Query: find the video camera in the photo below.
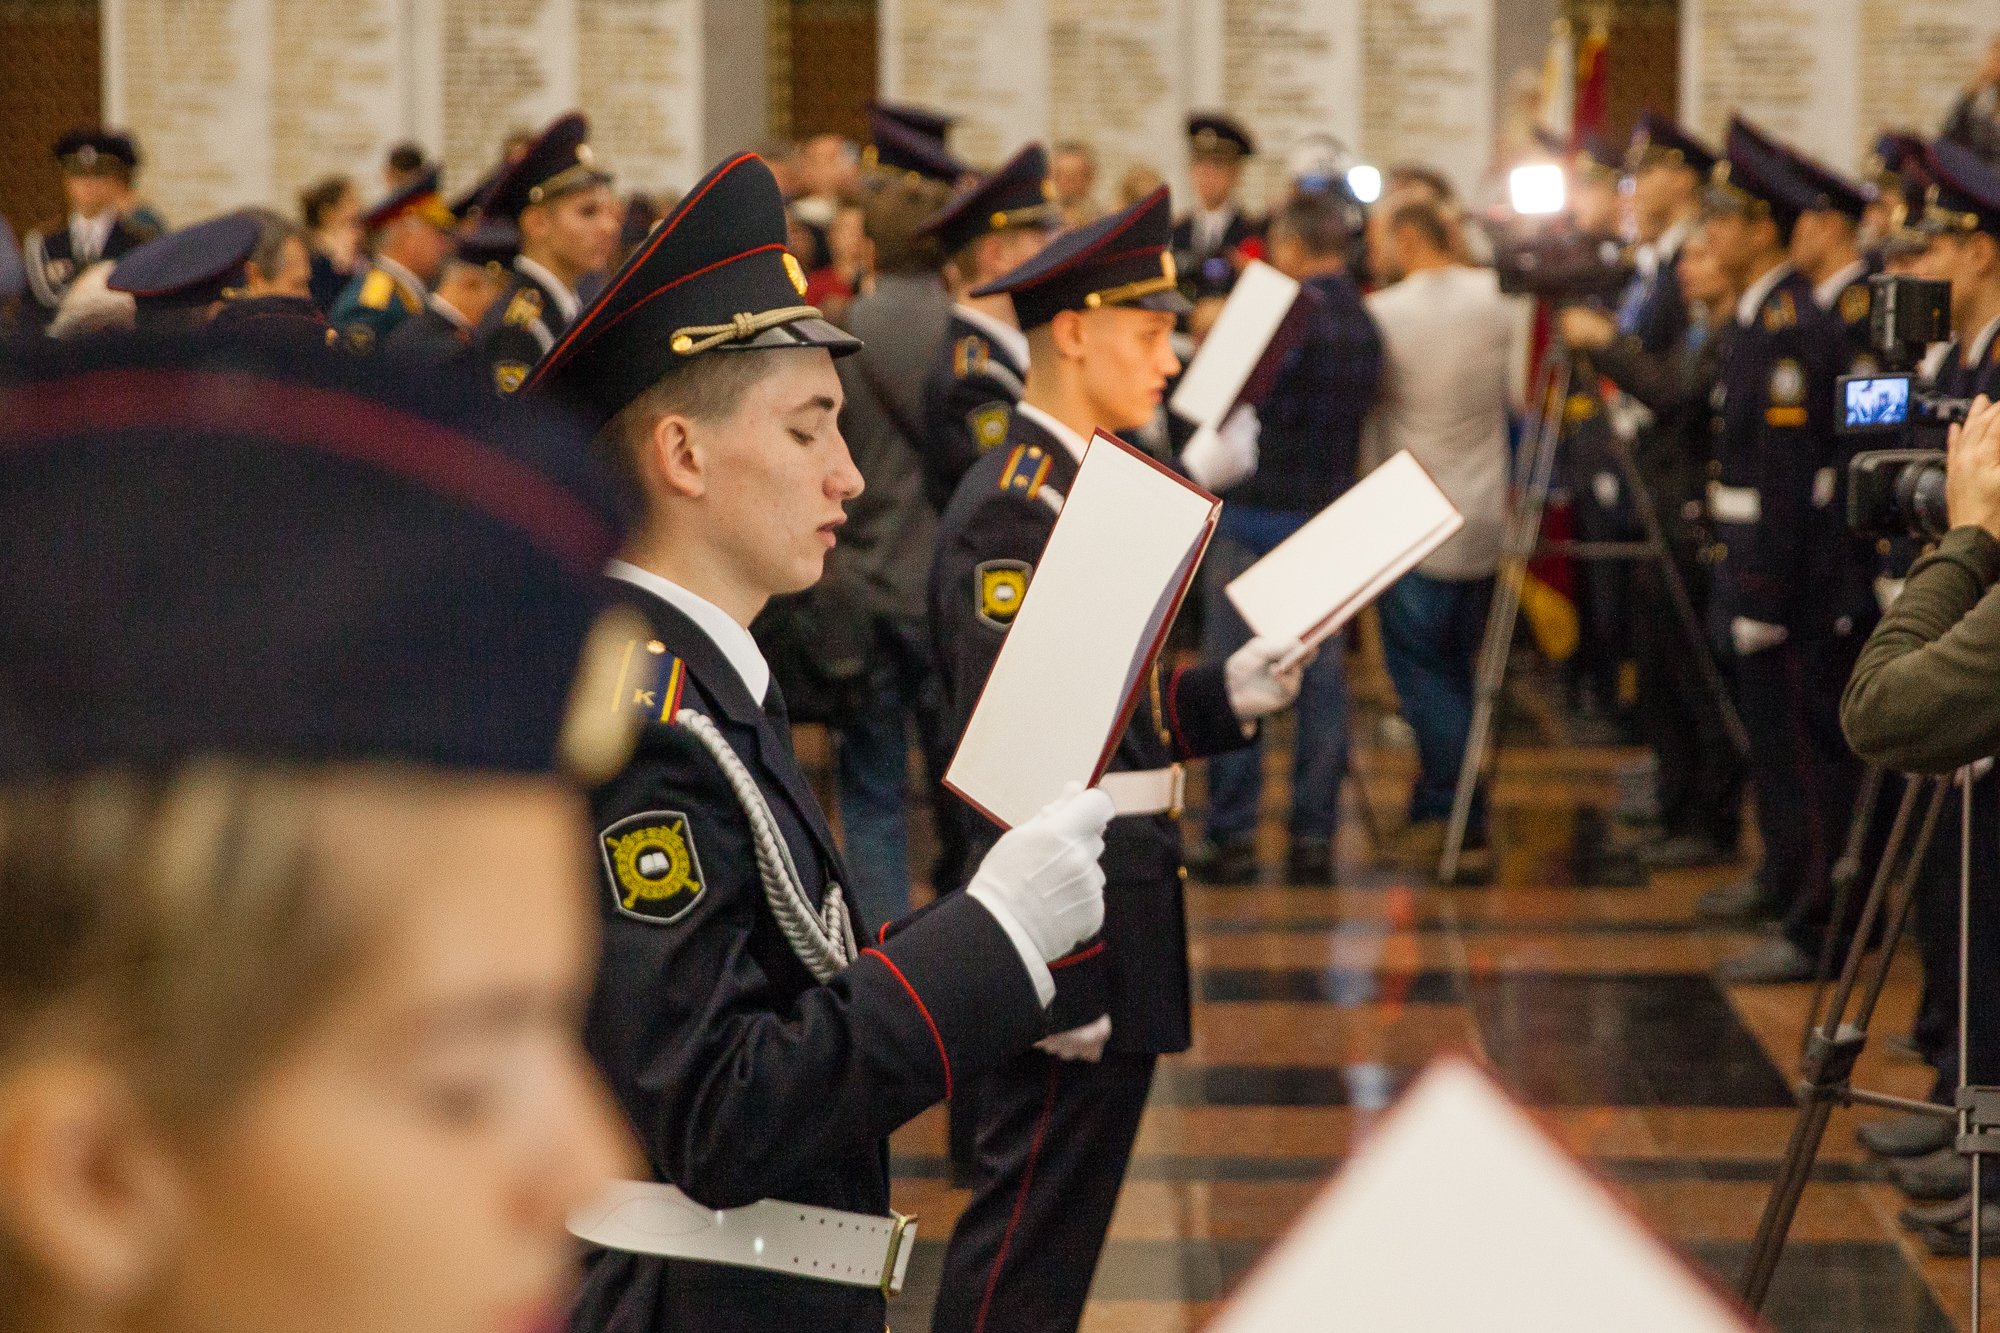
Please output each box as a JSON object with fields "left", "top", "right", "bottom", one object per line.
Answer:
{"left": 1487, "top": 220, "right": 1632, "bottom": 302}
{"left": 1841, "top": 276, "right": 1965, "bottom": 540}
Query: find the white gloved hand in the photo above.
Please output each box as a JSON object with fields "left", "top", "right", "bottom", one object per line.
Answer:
{"left": 1035, "top": 1014, "right": 1112, "bottom": 1062}
{"left": 965, "top": 782, "right": 1113, "bottom": 964}
{"left": 1179, "top": 403, "right": 1261, "bottom": 492}
{"left": 1226, "top": 635, "right": 1311, "bottom": 723}
{"left": 1730, "top": 616, "right": 1789, "bottom": 657}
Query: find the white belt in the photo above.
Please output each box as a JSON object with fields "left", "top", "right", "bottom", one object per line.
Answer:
{"left": 1707, "top": 482, "right": 1761, "bottom": 524}
{"left": 568, "top": 1180, "right": 917, "bottom": 1294}
{"left": 1098, "top": 764, "right": 1185, "bottom": 817}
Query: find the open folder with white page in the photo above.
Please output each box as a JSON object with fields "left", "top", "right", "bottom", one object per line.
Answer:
{"left": 943, "top": 430, "right": 1219, "bottom": 830}
{"left": 1225, "top": 449, "right": 1463, "bottom": 671}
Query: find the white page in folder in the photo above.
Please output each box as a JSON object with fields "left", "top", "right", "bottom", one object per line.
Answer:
{"left": 944, "top": 432, "right": 1219, "bottom": 830}
{"left": 1225, "top": 450, "right": 1462, "bottom": 667}
{"left": 1207, "top": 1058, "right": 1751, "bottom": 1333}
{"left": 1168, "top": 259, "right": 1301, "bottom": 427}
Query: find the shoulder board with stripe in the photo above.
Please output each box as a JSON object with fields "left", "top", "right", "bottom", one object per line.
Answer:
{"left": 996, "top": 442, "right": 1056, "bottom": 502}
{"left": 611, "top": 639, "right": 696, "bottom": 727}
{"left": 953, "top": 334, "right": 991, "bottom": 379}
{"left": 504, "top": 285, "right": 545, "bottom": 329}
{"left": 358, "top": 268, "right": 397, "bottom": 310}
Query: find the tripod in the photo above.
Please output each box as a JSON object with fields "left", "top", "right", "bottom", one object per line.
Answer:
{"left": 1737, "top": 770, "right": 1998, "bottom": 1331}
{"left": 1438, "top": 343, "right": 1751, "bottom": 882}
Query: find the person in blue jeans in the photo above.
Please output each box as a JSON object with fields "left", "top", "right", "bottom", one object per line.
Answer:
{"left": 1375, "top": 569, "right": 1493, "bottom": 857}
{"left": 1189, "top": 190, "right": 1382, "bottom": 886}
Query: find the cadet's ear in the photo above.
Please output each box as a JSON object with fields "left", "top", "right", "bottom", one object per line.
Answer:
{"left": 0, "top": 1059, "right": 187, "bottom": 1316}
{"left": 1973, "top": 232, "right": 2000, "bottom": 280}
{"left": 642, "top": 409, "right": 706, "bottom": 501}
{"left": 1047, "top": 308, "right": 1088, "bottom": 361}
{"left": 518, "top": 201, "right": 551, "bottom": 249}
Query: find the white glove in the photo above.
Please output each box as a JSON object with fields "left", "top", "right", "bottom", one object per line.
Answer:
{"left": 1179, "top": 403, "right": 1260, "bottom": 492}
{"left": 1730, "top": 616, "right": 1789, "bottom": 657}
{"left": 965, "top": 783, "right": 1113, "bottom": 968}
{"left": 1226, "top": 635, "right": 1310, "bottom": 723}
{"left": 1036, "top": 1014, "right": 1112, "bottom": 1062}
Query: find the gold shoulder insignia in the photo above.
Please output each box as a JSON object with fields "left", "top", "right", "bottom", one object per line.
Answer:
{"left": 1841, "top": 284, "right": 1871, "bottom": 326}
{"left": 974, "top": 558, "right": 1032, "bottom": 629}
{"left": 997, "top": 443, "right": 1053, "bottom": 498}
{"left": 503, "top": 286, "right": 544, "bottom": 329}
{"left": 600, "top": 810, "right": 707, "bottom": 924}
{"left": 1763, "top": 291, "right": 1797, "bottom": 332}
{"left": 493, "top": 360, "right": 530, "bottom": 394}
{"left": 358, "top": 268, "right": 396, "bottom": 311}
{"left": 953, "top": 335, "right": 990, "bottom": 378}
{"left": 968, "top": 402, "right": 1012, "bottom": 451}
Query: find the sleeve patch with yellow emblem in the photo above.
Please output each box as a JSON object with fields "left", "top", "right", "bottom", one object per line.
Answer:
{"left": 503, "top": 286, "right": 544, "bottom": 329}
{"left": 601, "top": 810, "right": 707, "bottom": 924}
{"left": 1762, "top": 291, "right": 1797, "bottom": 332}
{"left": 968, "top": 402, "right": 1012, "bottom": 451}
{"left": 1766, "top": 357, "right": 1807, "bottom": 426}
{"left": 975, "top": 558, "right": 1032, "bottom": 629}
{"left": 493, "top": 361, "right": 531, "bottom": 394}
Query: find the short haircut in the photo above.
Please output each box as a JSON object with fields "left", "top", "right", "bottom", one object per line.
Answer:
{"left": 1387, "top": 197, "right": 1453, "bottom": 256}
{"left": 242, "top": 207, "right": 306, "bottom": 282}
{"left": 386, "top": 142, "right": 426, "bottom": 174}
{"left": 865, "top": 174, "right": 952, "bottom": 276}
{"left": 1269, "top": 193, "right": 1351, "bottom": 257}
{"left": 299, "top": 175, "right": 352, "bottom": 231}
{"left": 1053, "top": 141, "right": 1096, "bottom": 165}
{"left": 592, "top": 353, "right": 782, "bottom": 507}
{"left": 1386, "top": 163, "right": 1455, "bottom": 203}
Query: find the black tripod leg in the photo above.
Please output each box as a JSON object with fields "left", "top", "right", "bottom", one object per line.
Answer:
{"left": 1739, "top": 775, "right": 1949, "bottom": 1311}
{"left": 1804, "top": 767, "right": 1888, "bottom": 1061}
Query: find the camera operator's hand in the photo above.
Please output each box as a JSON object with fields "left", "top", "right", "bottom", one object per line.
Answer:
{"left": 1946, "top": 395, "right": 2000, "bottom": 541}
{"left": 1557, "top": 306, "right": 1617, "bottom": 352}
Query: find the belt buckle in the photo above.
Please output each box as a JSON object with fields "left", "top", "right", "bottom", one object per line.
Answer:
{"left": 1167, "top": 763, "right": 1186, "bottom": 819}
{"left": 880, "top": 1210, "right": 915, "bottom": 1295}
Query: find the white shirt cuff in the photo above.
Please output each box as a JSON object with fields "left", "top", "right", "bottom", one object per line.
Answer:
{"left": 965, "top": 886, "right": 1056, "bottom": 1007}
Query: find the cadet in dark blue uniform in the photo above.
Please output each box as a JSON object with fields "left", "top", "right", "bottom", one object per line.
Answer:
{"left": 917, "top": 143, "right": 1062, "bottom": 510}
{"left": 1172, "top": 114, "right": 1261, "bottom": 302}
{"left": 327, "top": 168, "right": 459, "bottom": 353}
{"left": 927, "top": 187, "right": 1306, "bottom": 1333}
{"left": 381, "top": 219, "right": 517, "bottom": 368}
{"left": 528, "top": 152, "right": 1119, "bottom": 1333}
{"left": 21, "top": 129, "right": 157, "bottom": 326}
{"left": 1704, "top": 120, "right": 1881, "bottom": 985}
{"left": 476, "top": 113, "right": 621, "bottom": 396}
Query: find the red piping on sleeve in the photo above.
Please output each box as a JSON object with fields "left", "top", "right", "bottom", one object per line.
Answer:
{"left": 862, "top": 948, "right": 952, "bottom": 1100}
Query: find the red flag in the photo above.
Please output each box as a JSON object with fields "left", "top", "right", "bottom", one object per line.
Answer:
{"left": 1571, "top": 17, "right": 1609, "bottom": 150}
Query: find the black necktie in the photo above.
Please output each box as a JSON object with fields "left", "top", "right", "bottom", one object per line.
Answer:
{"left": 763, "top": 679, "right": 795, "bottom": 761}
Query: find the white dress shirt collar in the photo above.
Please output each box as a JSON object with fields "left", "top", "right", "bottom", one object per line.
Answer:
{"left": 373, "top": 253, "right": 427, "bottom": 305}
{"left": 1012, "top": 401, "right": 1091, "bottom": 465}
{"left": 607, "top": 560, "right": 772, "bottom": 704}
{"left": 953, "top": 302, "right": 1031, "bottom": 373}
{"left": 515, "top": 254, "right": 581, "bottom": 325}
{"left": 1736, "top": 261, "right": 1795, "bottom": 328}
{"left": 426, "top": 291, "right": 472, "bottom": 332}
{"left": 1814, "top": 258, "right": 1869, "bottom": 312}
{"left": 1968, "top": 315, "right": 2000, "bottom": 372}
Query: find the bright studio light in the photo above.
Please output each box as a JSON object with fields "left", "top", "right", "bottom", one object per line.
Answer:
{"left": 1346, "top": 163, "right": 1382, "bottom": 205}
{"left": 1509, "top": 163, "right": 1567, "bottom": 216}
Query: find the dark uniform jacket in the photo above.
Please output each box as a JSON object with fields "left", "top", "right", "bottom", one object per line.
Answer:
{"left": 1707, "top": 265, "right": 1874, "bottom": 639}
{"left": 918, "top": 308, "right": 1028, "bottom": 511}
{"left": 928, "top": 410, "right": 1256, "bottom": 1055}
{"left": 474, "top": 256, "right": 575, "bottom": 395}
{"left": 21, "top": 214, "right": 155, "bottom": 322}
{"left": 574, "top": 577, "right": 1049, "bottom": 1333}
{"left": 1822, "top": 259, "right": 1881, "bottom": 376}
{"left": 1615, "top": 227, "right": 1691, "bottom": 359}
{"left": 1171, "top": 206, "right": 1259, "bottom": 302}
{"left": 1591, "top": 317, "right": 1732, "bottom": 552}
{"left": 327, "top": 257, "right": 426, "bottom": 353}
{"left": 381, "top": 296, "right": 475, "bottom": 368}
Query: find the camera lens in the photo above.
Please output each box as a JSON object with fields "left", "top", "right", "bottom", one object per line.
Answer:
{"left": 1900, "top": 459, "right": 1952, "bottom": 540}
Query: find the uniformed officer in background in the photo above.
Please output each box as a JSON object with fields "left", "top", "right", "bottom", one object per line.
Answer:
{"left": 927, "top": 186, "right": 1305, "bottom": 1333}
{"left": 476, "top": 112, "right": 620, "bottom": 395}
{"left": 106, "top": 209, "right": 325, "bottom": 343}
{"left": 527, "top": 151, "right": 1118, "bottom": 1333}
{"left": 381, "top": 219, "right": 518, "bottom": 367}
{"left": 1173, "top": 113, "right": 1260, "bottom": 302}
{"left": 21, "top": 128, "right": 158, "bottom": 325}
{"left": 917, "top": 143, "right": 1062, "bottom": 509}
{"left": 1747, "top": 126, "right": 1880, "bottom": 371}
{"left": 326, "top": 167, "right": 460, "bottom": 352}
{"left": 1703, "top": 119, "right": 1880, "bottom": 985}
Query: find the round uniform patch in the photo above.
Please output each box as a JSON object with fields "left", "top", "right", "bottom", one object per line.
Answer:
{"left": 975, "top": 558, "right": 1031, "bottom": 629}
{"left": 1769, "top": 358, "right": 1805, "bottom": 407}
{"left": 493, "top": 361, "right": 531, "bottom": 394}
{"left": 1841, "top": 284, "right": 1871, "bottom": 326}
{"left": 969, "top": 402, "right": 1011, "bottom": 450}
{"left": 601, "top": 811, "right": 707, "bottom": 924}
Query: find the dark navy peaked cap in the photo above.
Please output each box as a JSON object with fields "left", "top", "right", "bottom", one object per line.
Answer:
{"left": 868, "top": 101, "right": 956, "bottom": 148}
{"left": 54, "top": 127, "right": 139, "bottom": 174}
{"left": 1764, "top": 136, "right": 1873, "bottom": 223}
{"left": 867, "top": 111, "right": 967, "bottom": 184}
{"left": 107, "top": 212, "right": 261, "bottom": 310}
{"left": 527, "top": 153, "right": 861, "bottom": 435}
{"left": 485, "top": 113, "right": 611, "bottom": 221}
{"left": 1627, "top": 113, "right": 1718, "bottom": 179}
{"left": 0, "top": 335, "right": 623, "bottom": 780}
{"left": 922, "top": 143, "right": 1058, "bottom": 255}
{"left": 1708, "top": 118, "right": 1809, "bottom": 233}
{"left": 1919, "top": 139, "right": 2000, "bottom": 237}
{"left": 1187, "top": 113, "right": 1254, "bottom": 161}
{"left": 973, "top": 186, "right": 1190, "bottom": 330}
{"left": 361, "top": 166, "right": 457, "bottom": 236}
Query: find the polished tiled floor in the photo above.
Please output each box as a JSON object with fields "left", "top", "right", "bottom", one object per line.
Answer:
{"left": 835, "top": 730, "right": 1996, "bottom": 1331}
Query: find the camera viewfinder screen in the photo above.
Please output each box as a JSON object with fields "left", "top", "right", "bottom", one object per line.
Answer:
{"left": 1844, "top": 376, "right": 1910, "bottom": 429}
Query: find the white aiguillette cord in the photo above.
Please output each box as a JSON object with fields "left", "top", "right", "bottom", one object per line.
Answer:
{"left": 569, "top": 1179, "right": 917, "bottom": 1294}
